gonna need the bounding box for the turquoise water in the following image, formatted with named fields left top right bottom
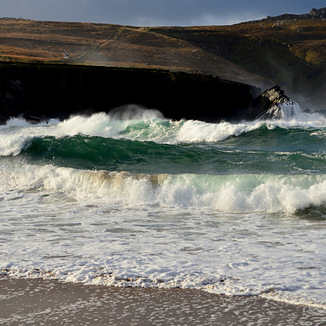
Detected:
left=19, top=124, right=326, bottom=175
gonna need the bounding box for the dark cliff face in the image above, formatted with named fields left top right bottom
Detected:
left=0, top=62, right=261, bottom=124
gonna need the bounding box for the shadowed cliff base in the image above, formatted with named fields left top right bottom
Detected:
left=0, top=62, right=266, bottom=124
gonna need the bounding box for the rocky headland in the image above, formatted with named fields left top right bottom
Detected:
left=0, top=7, right=325, bottom=122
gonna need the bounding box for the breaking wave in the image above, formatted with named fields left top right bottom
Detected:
left=2, top=162, right=326, bottom=215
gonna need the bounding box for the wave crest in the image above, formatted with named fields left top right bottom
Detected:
left=2, top=162, right=326, bottom=214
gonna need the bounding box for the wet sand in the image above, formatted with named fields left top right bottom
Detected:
left=0, top=278, right=325, bottom=325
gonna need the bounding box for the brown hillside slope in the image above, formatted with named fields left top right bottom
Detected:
left=0, top=18, right=265, bottom=87
left=0, top=9, right=325, bottom=110
left=153, top=18, right=326, bottom=110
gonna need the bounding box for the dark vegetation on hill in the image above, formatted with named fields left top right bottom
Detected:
left=0, top=7, right=325, bottom=111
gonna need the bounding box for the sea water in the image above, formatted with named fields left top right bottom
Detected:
left=1, top=104, right=326, bottom=308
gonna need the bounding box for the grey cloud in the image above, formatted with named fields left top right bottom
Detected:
left=1, top=0, right=325, bottom=26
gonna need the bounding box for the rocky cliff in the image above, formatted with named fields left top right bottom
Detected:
left=0, top=8, right=325, bottom=111
left=0, top=62, right=262, bottom=124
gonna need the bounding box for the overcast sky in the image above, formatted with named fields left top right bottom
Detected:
left=1, top=0, right=325, bottom=26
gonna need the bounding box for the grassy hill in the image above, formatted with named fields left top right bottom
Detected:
left=0, top=8, right=325, bottom=110
left=152, top=18, right=326, bottom=109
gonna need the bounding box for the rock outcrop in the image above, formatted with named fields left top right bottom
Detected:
left=265, top=7, right=326, bottom=21
left=246, top=85, right=298, bottom=120
left=309, top=8, right=326, bottom=19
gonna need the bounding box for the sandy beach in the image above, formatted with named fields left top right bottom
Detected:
left=0, top=277, right=325, bottom=325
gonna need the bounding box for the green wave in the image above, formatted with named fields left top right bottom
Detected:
left=222, top=125, right=326, bottom=152
left=20, top=133, right=326, bottom=175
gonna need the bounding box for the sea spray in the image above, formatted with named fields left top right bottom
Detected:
left=108, top=104, right=164, bottom=120
left=259, top=99, right=326, bottom=125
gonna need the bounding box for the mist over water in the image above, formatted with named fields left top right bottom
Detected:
left=1, top=103, right=326, bottom=308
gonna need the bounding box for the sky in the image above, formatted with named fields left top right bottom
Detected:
left=1, top=0, right=326, bottom=26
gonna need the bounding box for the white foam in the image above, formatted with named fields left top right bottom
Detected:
left=176, top=120, right=263, bottom=142
left=2, top=161, right=326, bottom=214
left=1, top=160, right=326, bottom=307
left=54, top=106, right=164, bottom=138
left=260, top=101, right=326, bottom=126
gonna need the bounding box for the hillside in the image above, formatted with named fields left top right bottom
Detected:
left=153, top=11, right=326, bottom=110
left=0, top=8, right=325, bottom=110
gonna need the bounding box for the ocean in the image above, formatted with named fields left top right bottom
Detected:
left=1, top=103, right=326, bottom=309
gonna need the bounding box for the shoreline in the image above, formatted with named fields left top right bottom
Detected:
left=1, top=277, right=325, bottom=325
